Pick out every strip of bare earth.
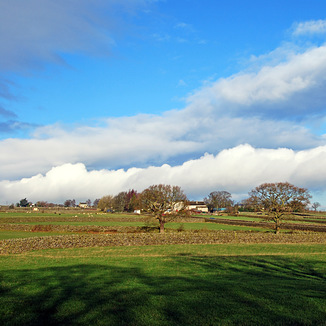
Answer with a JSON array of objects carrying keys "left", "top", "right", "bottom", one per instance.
[
  {"left": 204, "top": 217, "right": 326, "bottom": 232},
  {"left": 1, "top": 231, "right": 326, "bottom": 255}
]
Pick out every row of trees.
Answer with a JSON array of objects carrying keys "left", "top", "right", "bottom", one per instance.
[
  {"left": 15, "top": 182, "right": 319, "bottom": 234},
  {"left": 204, "top": 183, "right": 316, "bottom": 234},
  {"left": 15, "top": 199, "right": 91, "bottom": 208},
  {"left": 96, "top": 182, "right": 316, "bottom": 234},
  {"left": 97, "top": 189, "right": 140, "bottom": 212}
]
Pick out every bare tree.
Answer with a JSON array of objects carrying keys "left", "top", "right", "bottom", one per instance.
[
  {"left": 312, "top": 202, "right": 321, "bottom": 211},
  {"left": 125, "top": 189, "right": 140, "bottom": 212},
  {"left": 93, "top": 198, "right": 100, "bottom": 208},
  {"left": 35, "top": 201, "right": 48, "bottom": 207},
  {"left": 64, "top": 199, "right": 76, "bottom": 207},
  {"left": 141, "top": 184, "right": 188, "bottom": 233},
  {"left": 204, "top": 191, "right": 233, "bottom": 211},
  {"left": 248, "top": 182, "right": 311, "bottom": 234},
  {"left": 113, "top": 189, "right": 140, "bottom": 212},
  {"left": 113, "top": 192, "right": 128, "bottom": 212},
  {"left": 97, "top": 195, "right": 114, "bottom": 212}
]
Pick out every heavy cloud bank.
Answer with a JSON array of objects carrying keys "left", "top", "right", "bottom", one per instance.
[
  {"left": 1, "top": 43, "right": 326, "bottom": 180},
  {"left": 1, "top": 144, "right": 326, "bottom": 204}
]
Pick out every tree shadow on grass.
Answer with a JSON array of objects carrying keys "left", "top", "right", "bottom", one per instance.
[{"left": 0, "top": 255, "right": 325, "bottom": 326}]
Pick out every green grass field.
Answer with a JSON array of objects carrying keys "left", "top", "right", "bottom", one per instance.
[
  {"left": 0, "top": 224, "right": 270, "bottom": 241},
  {"left": 0, "top": 211, "right": 137, "bottom": 218},
  {"left": 0, "top": 211, "right": 273, "bottom": 239},
  {"left": 201, "top": 214, "right": 326, "bottom": 225},
  {"left": 1, "top": 243, "right": 326, "bottom": 325},
  {"left": 1, "top": 210, "right": 326, "bottom": 325}
]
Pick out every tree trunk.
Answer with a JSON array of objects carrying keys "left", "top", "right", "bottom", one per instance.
[
  {"left": 159, "top": 220, "right": 165, "bottom": 233},
  {"left": 275, "top": 218, "right": 280, "bottom": 234}
]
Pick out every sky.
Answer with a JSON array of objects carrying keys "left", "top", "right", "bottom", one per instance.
[{"left": 1, "top": 0, "right": 326, "bottom": 207}]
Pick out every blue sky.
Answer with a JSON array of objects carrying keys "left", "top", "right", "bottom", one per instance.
[{"left": 1, "top": 0, "right": 326, "bottom": 206}]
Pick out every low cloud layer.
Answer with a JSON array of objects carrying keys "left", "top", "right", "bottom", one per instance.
[
  {"left": 0, "top": 111, "right": 322, "bottom": 180},
  {"left": 1, "top": 144, "right": 326, "bottom": 204}
]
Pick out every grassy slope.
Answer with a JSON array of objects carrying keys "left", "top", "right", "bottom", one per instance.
[
  {"left": 0, "top": 212, "right": 135, "bottom": 218},
  {"left": 0, "top": 231, "right": 72, "bottom": 239},
  {"left": 0, "top": 223, "right": 270, "bottom": 240},
  {"left": 0, "top": 211, "right": 272, "bottom": 240},
  {"left": 201, "top": 214, "right": 326, "bottom": 225},
  {"left": 1, "top": 244, "right": 326, "bottom": 325}
]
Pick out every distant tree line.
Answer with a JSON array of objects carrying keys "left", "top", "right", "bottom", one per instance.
[
  {"left": 91, "top": 182, "right": 316, "bottom": 234},
  {"left": 14, "top": 181, "right": 321, "bottom": 234}
]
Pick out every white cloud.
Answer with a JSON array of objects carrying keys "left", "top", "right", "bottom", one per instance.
[
  {"left": 0, "top": 110, "right": 323, "bottom": 180},
  {"left": 177, "top": 79, "right": 187, "bottom": 87},
  {"left": 0, "top": 0, "right": 150, "bottom": 72},
  {"left": 1, "top": 18, "right": 326, "bottom": 206},
  {"left": 175, "top": 22, "right": 191, "bottom": 29},
  {"left": 1, "top": 144, "right": 326, "bottom": 204},
  {"left": 187, "top": 45, "right": 326, "bottom": 119},
  {"left": 292, "top": 19, "right": 326, "bottom": 36},
  {"left": 0, "top": 0, "right": 153, "bottom": 133},
  {"left": 1, "top": 40, "right": 326, "bottom": 180}
]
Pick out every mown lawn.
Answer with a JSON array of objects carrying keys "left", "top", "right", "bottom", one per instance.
[{"left": 1, "top": 243, "right": 326, "bottom": 325}]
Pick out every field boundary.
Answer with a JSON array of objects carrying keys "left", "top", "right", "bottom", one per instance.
[
  {"left": 204, "top": 217, "right": 326, "bottom": 232},
  {"left": 1, "top": 231, "right": 326, "bottom": 255}
]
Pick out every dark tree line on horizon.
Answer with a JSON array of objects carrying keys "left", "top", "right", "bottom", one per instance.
[{"left": 11, "top": 181, "right": 321, "bottom": 234}]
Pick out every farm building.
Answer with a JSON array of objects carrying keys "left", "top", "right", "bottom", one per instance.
[
  {"left": 186, "top": 201, "right": 208, "bottom": 213},
  {"left": 78, "top": 202, "right": 89, "bottom": 209}
]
